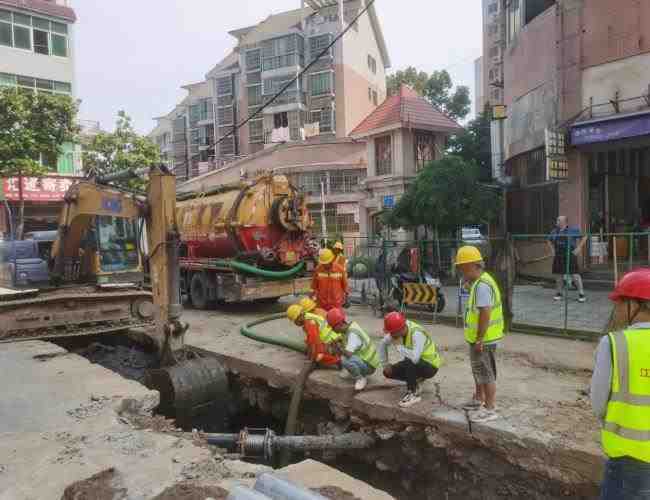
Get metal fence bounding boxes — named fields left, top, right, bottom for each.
left=341, top=232, right=650, bottom=339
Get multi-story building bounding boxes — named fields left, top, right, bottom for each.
left=150, top=0, right=390, bottom=184
left=486, top=0, right=650, bottom=259
left=0, top=0, right=80, bottom=235
left=474, top=56, right=485, bottom=116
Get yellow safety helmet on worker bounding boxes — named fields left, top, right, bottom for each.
left=455, top=246, right=483, bottom=266
left=298, top=297, right=317, bottom=313
left=319, top=248, right=335, bottom=265
left=286, top=304, right=304, bottom=324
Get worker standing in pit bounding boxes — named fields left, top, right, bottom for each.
left=325, top=308, right=379, bottom=391
left=591, top=269, right=650, bottom=499
left=379, top=312, right=442, bottom=408
left=455, top=246, right=504, bottom=424
left=312, top=248, right=349, bottom=311
left=286, top=302, right=340, bottom=368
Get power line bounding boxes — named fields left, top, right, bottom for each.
left=214, top=0, right=377, bottom=149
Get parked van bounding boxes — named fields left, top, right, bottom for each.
left=0, top=232, right=57, bottom=289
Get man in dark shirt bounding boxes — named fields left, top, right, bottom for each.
left=546, top=216, right=588, bottom=303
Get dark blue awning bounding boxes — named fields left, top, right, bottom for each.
left=570, top=110, right=650, bottom=146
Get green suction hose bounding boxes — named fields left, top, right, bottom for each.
left=240, top=313, right=307, bottom=353
left=217, top=260, right=305, bottom=280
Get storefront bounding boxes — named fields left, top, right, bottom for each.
left=2, top=176, right=79, bottom=237
left=571, top=111, right=650, bottom=235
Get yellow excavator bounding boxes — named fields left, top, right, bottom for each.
left=0, top=165, right=186, bottom=363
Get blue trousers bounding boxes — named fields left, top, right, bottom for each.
left=341, top=355, right=375, bottom=378
left=601, top=457, right=650, bottom=500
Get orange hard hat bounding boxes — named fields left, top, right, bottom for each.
left=326, top=308, right=347, bottom=328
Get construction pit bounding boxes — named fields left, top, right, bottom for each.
left=0, top=303, right=603, bottom=499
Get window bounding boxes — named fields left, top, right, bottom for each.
left=368, top=87, right=372, bottom=101
left=310, top=108, right=334, bottom=133
left=247, top=85, right=262, bottom=107
left=216, top=76, right=232, bottom=96
left=372, top=90, right=378, bottom=106
left=310, top=72, right=332, bottom=96
left=0, top=72, right=71, bottom=94
left=0, top=11, right=68, bottom=56
left=249, top=119, right=263, bottom=143
left=217, top=106, right=234, bottom=125
left=33, top=28, right=48, bottom=54
left=246, top=49, right=261, bottom=71
left=13, top=23, right=30, bottom=50
left=367, top=55, right=377, bottom=74
left=487, top=2, right=498, bottom=14
left=274, top=112, right=289, bottom=129
left=310, top=110, right=321, bottom=125
left=97, top=216, right=139, bottom=273
left=375, top=136, right=392, bottom=176
left=507, top=0, right=522, bottom=45
left=489, top=45, right=499, bottom=58
left=414, top=132, right=436, bottom=172
left=262, top=34, right=305, bottom=70
left=263, top=75, right=297, bottom=95
left=525, top=0, right=555, bottom=24
left=310, top=34, right=332, bottom=59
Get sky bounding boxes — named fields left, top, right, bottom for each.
left=73, top=0, right=483, bottom=134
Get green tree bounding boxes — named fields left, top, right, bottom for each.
left=83, top=111, right=160, bottom=190
left=386, top=67, right=471, bottom=121
left=448, top=107, right=493, bottom=181
left=384, top=155, right=501, bottom=236
left=0, top=88, right=79, bottom=238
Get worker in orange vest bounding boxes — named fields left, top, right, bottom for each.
left=311, top=248, right=348, bottom=311
left=286, top=300, right=340, bottom=367
left=333, top=241, right=348, bottom=278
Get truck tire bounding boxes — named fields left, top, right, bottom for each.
left=190, top=273, right=211, bottom=310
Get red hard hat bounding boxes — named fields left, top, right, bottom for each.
left=326, top=308, right=347, bottom=328
left=384, top=311, right=406, bottom=335
left=609, top=268, right=650, bottom=302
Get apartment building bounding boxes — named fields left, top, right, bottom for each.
left=0, top=0, right=80, bottom=234
left=150, top=0, right=389, bottom=184
left=474, top=56, right=485, bottom=116
left=485, top=0, right=650, bottom=255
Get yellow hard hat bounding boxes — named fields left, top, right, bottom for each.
left=287, top=304, right=304, bottom=323
left=319, top=248, right=335, bottom=265
left=455, top=246, right=483, bottom=266
left=334, top=241, right=344, bottom=251
left=299, top=297, right=317, bottom=312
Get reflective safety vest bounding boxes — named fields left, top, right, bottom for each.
left=602, top=328, right=650, bottom=462
left=305, top=312, right=340, bottom=344
left=464, top=272, right=504, bottom=344
left=346, top=322, right=380, bottom=369
left=404, top=320, right=441, bottom=368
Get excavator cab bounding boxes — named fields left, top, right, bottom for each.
left=51, top=181, right=145, bottom=286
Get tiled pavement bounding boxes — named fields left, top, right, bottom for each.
left=349, top=278, right=612, bottom=334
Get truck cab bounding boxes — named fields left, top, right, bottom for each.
left=0, top=238, right=51, bottom=289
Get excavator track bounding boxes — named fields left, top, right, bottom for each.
left=0, top=287, right=155, bottom=344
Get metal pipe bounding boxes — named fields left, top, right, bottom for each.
left=254, top=474, right=327, bottom=500
left=97, top=166, right=151, bottom=184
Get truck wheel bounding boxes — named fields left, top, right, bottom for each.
left=190, top=273, right=211, bottom=310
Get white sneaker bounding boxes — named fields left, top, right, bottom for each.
left=354, top=377, right=368, bottom=391
left=462, top=399, right=483, bottom=411
left=398, top=392, right=422, bottom=408
left=553, top=294, right=563, bottom=301
left=577, top=294, right=586, bottom=303
left=470, top=408, right=499, bottom=423
left=339, top=369, right=352, bottom=380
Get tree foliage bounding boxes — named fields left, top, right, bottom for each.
left=82, top=111, right=160, bottom=189
left=0, top=88, right=79, bottom=177
left=448, top=107, right=493, bottom=181
left=384, top=155, right=501, bottom=236
left=386, top=67, right=471, bottom=121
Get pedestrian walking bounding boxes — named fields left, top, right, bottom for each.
left=325, top=308, right=379, bottom=391
left=546, top=215, right=588, bottom=303
left=286, top=302, right=340, bottom=367
left=311, top=248, right=349, bottom=311
left=379, top=311, right=442, bottom=408
left=591, top=269, right=650, bottom=499
left=455, top=245, right=505, bottom=423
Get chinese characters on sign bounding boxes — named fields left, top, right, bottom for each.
left=570, top=113, right=650, bottom=146
left=2, top=177, right=77, bottom=202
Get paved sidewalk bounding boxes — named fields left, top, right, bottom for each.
left=349, top=278, right=612, bottom=334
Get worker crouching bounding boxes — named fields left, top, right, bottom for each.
left=380, top=312, right=442, bottom=408
left=325, top=308, right=379, bottom=391
left=286, top=301, right=340, bottom=368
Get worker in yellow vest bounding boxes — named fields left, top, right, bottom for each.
left=455, top=246, right=504, bottom=424
left=379, top=311, right=442, bottom=408
left=591, top=268, right=650, bottom=499
left=326, top=308, right=379, bottom=392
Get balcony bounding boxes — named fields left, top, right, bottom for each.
left=262, top=91, right=307, bottom=114
left=262, top=53, right=304, bottom=73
